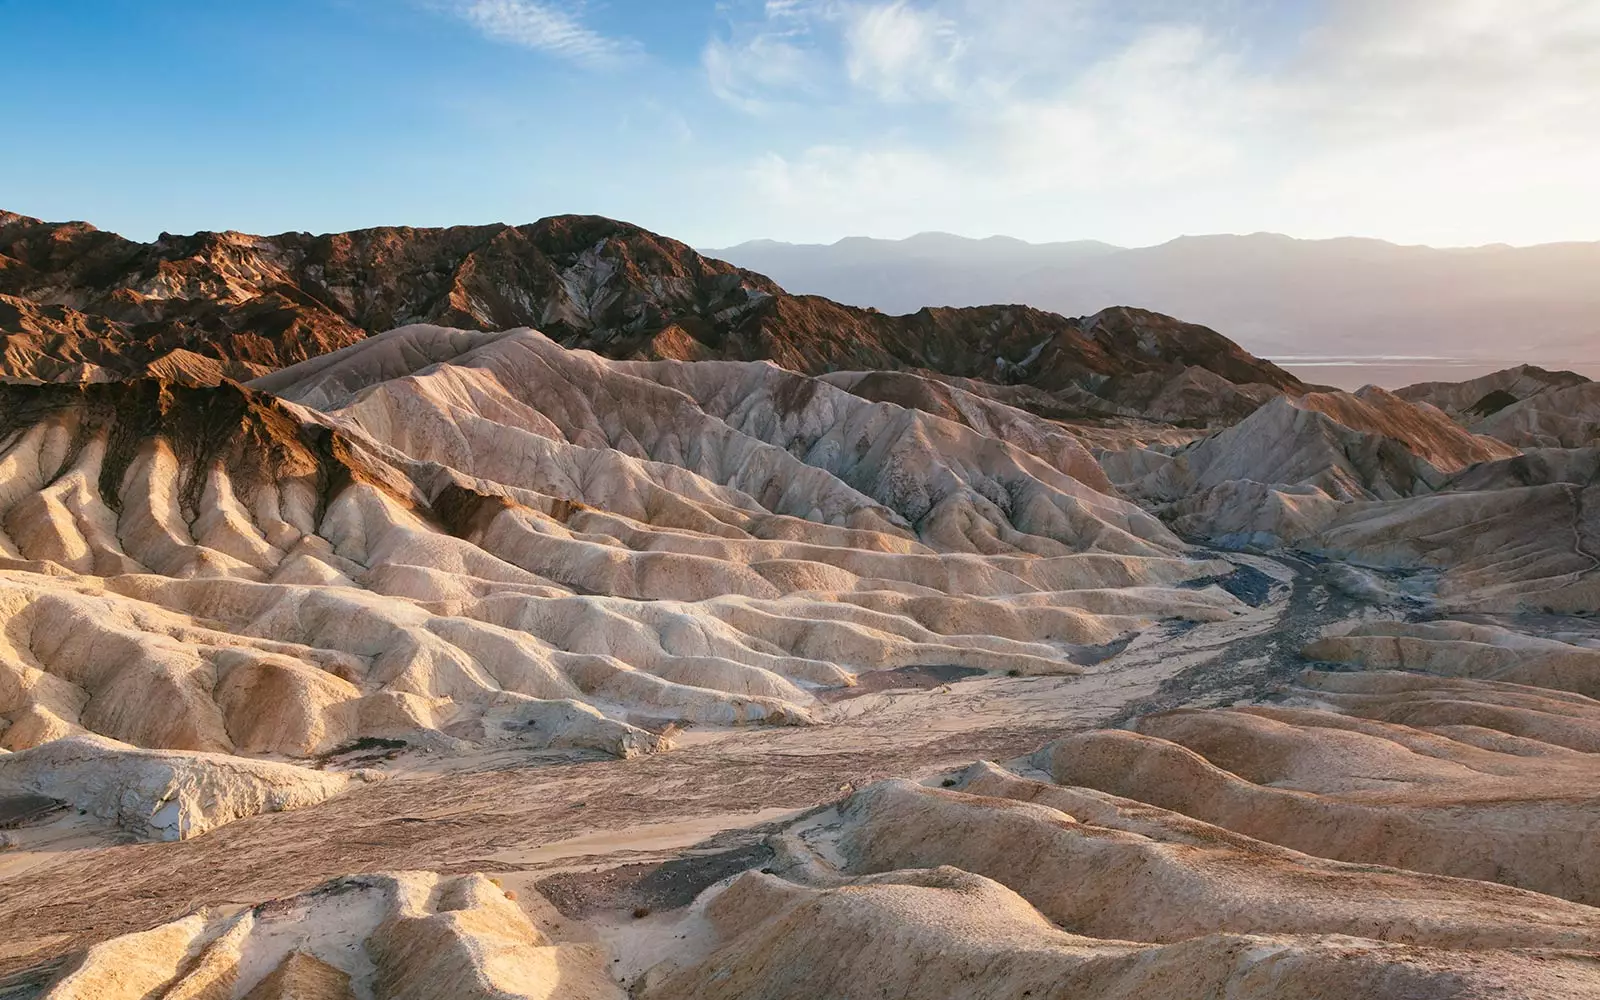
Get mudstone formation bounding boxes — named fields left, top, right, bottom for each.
left=1, top=210, right=1597, bottom=1000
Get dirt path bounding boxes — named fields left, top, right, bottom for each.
left=0, top=553, right=1355, bottom=985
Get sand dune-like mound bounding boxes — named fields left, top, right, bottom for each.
left=1289, top=668, right=1600, bottom=752
left=41, top=870, right=622, bottom=999
left=0, top=734, right=358, bottom=841
left=1039, top=705, right=1600, bottom=902
left=643, top=865, right=1600, bottom=1000
left=801, top=774, right=1600, bottom=949
left=1303, top=620, right=1600, bottom=698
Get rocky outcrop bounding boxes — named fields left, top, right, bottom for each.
left=1396, top=364, right=1591, bottom=421
left=1127, top=387, right=1518, bottom=508
left=1041, top=704, right=1600, bottom=903
left=0, top=734, right=359, bottom=841
left=1472, top=381, right=1600, bottom=448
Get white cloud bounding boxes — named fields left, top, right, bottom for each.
left=704, top=32, right=822, bottom=112
left=452, top=0, right=639, bottom=67
left=993, top=24, right=1254, bottom=187
left=701, top=0, right=1600, bottom=245
left=1261, top=0, right=1600, bottom=244
left=841, top=1, right=961, bottom=101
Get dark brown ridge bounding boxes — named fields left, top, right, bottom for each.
left=0, top=379, right=405, bottom=525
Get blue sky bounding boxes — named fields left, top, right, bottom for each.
left=3, top=1, right=1597, bottom=247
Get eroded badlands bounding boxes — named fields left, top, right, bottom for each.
left=2, top=233, right=1599, bottom=998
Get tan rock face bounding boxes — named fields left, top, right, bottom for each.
left=41, top=871, right=621, bottom=1000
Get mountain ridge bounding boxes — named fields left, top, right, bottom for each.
left=0, top=209, right=1302, bottom=423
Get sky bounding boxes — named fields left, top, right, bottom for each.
left=2, top=0, right=1597, bottom=248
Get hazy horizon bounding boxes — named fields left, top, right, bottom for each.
left=711, top=226, right=1600, bottom=366
left=1282, top=359, right=1600, bottom=391
left=707, top=230, right=1597, bottom=253
left=14, top=202, right=1599, bottom=252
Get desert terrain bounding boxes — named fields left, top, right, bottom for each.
left=1, top=212, right=1598, bottom=999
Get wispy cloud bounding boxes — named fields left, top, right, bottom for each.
left=702, top=0, right=832, bottom=112
left=841, top=1, right=963, bottom=101
left=450, top=0, right=640, bottom=68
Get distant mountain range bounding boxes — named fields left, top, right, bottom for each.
left=705, top=233, right=1600, bottom=362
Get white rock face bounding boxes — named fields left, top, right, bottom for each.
left=0, top=735, right=356, bottom=841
